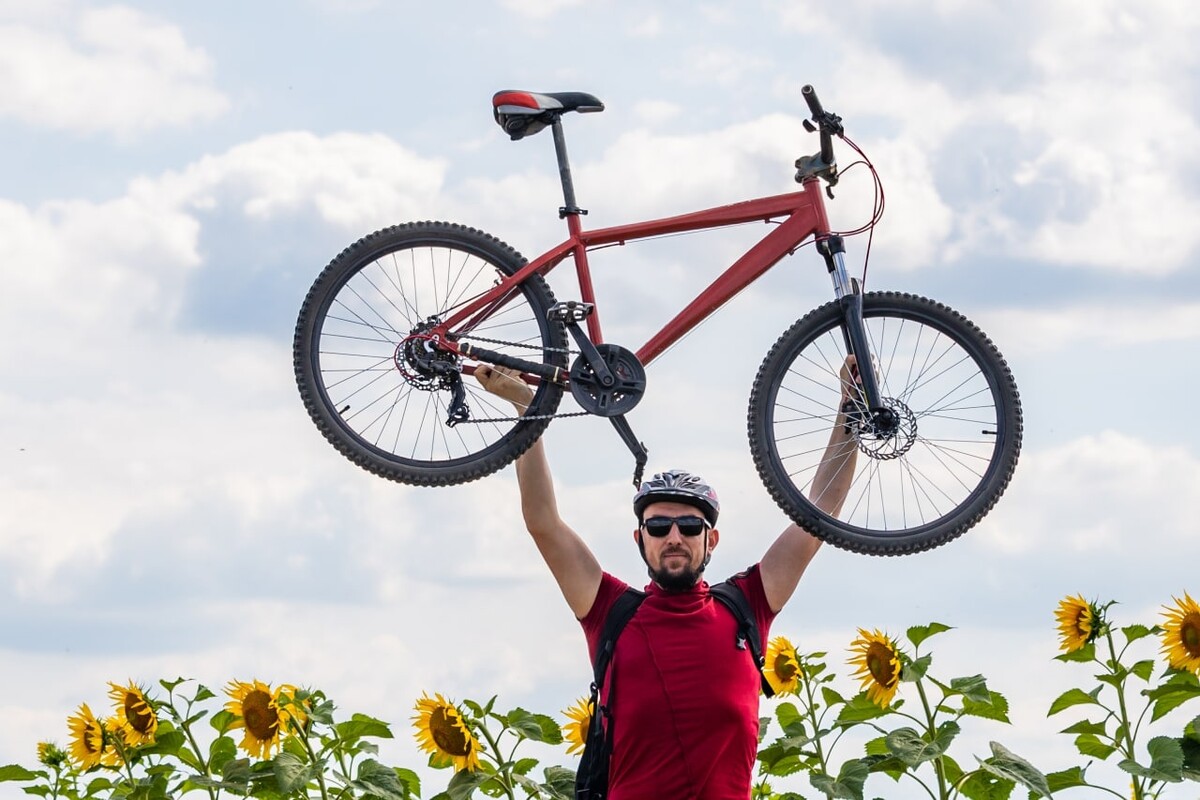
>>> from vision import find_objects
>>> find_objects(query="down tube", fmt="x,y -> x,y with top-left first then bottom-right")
636,210 -> 816,365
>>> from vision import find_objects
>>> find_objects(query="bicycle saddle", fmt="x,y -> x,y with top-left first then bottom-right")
492,90 -> 604,140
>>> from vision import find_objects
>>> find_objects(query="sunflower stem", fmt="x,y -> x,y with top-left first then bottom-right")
1103,628 -> 1143,800
798,655 -> 831,774
913,679 -> 948,800
476,722 -> 516,800
299,731 -> 332,800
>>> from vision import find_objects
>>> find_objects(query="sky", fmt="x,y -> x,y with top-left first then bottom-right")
2,0 -> 1199,797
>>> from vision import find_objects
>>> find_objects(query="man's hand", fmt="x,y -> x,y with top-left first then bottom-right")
475,364 -> 535,413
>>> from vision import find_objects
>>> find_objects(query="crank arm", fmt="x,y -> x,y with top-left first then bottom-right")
609,414 -> 649,488
562,319 -> 617,387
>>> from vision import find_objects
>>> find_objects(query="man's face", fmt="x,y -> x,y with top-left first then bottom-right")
636,500 -> 720,591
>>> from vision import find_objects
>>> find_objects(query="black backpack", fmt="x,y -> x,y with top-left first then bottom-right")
574,580 -> 774,800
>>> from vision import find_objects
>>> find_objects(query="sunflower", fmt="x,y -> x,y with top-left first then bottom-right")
108,681 -> 157,747
848,629 -> 903,708
37,741 -> 67,769
1055,594 -> 1100,653
412,693 -> 482,772
562,697 -> 592,755
1161,593 -> 1200,674
224,679 -> 299,759
763,636 -> 802,696
66,703 -> 117,769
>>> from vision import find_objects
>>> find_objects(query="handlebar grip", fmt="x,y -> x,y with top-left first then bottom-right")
802,84 -> 824,117
802,85 -> 835,165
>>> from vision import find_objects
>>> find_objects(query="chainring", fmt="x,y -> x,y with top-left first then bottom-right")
569,343 -> 646,417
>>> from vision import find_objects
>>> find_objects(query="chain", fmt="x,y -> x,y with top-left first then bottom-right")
451,332 -> 585,425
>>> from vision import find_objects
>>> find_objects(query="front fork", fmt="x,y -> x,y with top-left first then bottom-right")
818,236 -> 886,419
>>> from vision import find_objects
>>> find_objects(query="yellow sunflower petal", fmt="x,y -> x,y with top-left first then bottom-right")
562,697 -> 592,756
412,693 -> 482,772
66,704 -> 113,770
848,628 -> 902,708
1161,592 -> 1200,674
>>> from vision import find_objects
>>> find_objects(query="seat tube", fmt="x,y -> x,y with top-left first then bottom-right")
551,117 -> 603,342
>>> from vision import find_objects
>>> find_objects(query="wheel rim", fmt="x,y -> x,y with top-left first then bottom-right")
764,302 -> 1010,538
309,240 -> 557,468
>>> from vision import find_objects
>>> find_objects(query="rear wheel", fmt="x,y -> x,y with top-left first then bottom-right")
294,222 -> 567,485
748,292 -> 1021,555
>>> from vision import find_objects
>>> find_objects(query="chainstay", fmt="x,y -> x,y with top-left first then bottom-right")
452,332 -> 584,424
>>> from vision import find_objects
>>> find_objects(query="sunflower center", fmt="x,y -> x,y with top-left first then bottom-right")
865,642 -> 897,687
241,689 -> 279,741
773,653 -> 797,681
1181,613 -> 1200,657
430,708 -> 470,756
125,694 -> 154,734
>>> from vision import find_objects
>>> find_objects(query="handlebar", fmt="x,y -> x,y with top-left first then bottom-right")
802,84 -> 837,166
796,84 -> 844,187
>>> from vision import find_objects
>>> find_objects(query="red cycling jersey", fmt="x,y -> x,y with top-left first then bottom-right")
580,565 -> 776,800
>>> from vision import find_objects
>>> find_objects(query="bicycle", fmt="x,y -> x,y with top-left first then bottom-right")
293,85 -> 1022,556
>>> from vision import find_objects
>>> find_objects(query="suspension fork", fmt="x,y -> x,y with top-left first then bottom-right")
818,235 -> 885,413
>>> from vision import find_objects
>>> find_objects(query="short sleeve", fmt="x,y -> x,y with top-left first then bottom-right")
579,572 -> 630,663
726,563 -> 777,649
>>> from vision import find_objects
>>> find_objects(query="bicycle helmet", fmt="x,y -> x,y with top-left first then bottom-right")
633,469 -> 720,526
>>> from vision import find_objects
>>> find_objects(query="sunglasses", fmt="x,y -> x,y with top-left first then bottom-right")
641,515 -> 710,538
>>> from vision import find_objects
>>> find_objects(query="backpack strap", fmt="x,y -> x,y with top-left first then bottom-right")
593,587 -> 647,684
709,580 -> 775,698
577,587 -> 646,800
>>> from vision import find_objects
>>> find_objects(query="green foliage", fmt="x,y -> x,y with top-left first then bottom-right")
11,593 -> 1200,799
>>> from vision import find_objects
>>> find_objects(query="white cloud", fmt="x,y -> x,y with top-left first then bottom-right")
500,0 -> 586,19
974,430 -> 1200,556
0,4 -> 229,136
985,303 -> 1200,356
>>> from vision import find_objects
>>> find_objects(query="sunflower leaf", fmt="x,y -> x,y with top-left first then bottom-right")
446,767 -> 489,800
822,686 -> 847,707
351,759 -> 411,800
272,752 -> 312,794
954,769 -> 1015,800
1130,659 -> 1157,682
140,729 -> 186,757
542,765 -> 576,799
975,742 -> 1052,798
503,708 -> 562,744
1121,623 -> 1154,644
1074,733 -> 1117,760
948,675 -> 991,704
0,765 -> 40,782
1045,766 -> 1088,792
776,702 -> 807,736
1058,719 -> 1107,736
907,622 -> 952,649
1054,643 -> 1096,663
336,714 -> 393,742
1119,736 -> 1184,782
837,693 -> 892,723
209,710 -> 237,735
193,684 -> 216,703
902,655 -> 931,683
208,736 -> 236,775
885,723 -> 959,767
962,691 -> 1011,724
1047,687 -> 1101,716
808,758 -> 869,800
1147,680 -> 1200,722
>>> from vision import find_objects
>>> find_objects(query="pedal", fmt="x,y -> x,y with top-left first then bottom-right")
547,301 -> 595,323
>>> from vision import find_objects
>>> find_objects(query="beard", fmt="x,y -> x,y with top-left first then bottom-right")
648,555 -> 706,592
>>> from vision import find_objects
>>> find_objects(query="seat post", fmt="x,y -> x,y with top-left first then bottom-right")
550,117 -> 585,217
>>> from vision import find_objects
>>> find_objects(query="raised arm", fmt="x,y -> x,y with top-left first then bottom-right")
759,356 -> 861,612
475,365 -> 603,619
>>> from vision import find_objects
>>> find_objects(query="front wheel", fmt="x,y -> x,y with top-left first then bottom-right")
748,292 -> 1022,555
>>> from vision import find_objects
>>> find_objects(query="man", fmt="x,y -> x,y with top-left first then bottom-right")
475,359 -> 859,799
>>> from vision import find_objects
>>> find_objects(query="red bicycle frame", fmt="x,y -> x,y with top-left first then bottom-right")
435,177 -> 832,367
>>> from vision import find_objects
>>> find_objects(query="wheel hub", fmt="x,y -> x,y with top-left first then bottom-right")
854,398 -> 917,460
396,322 -> 458,391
